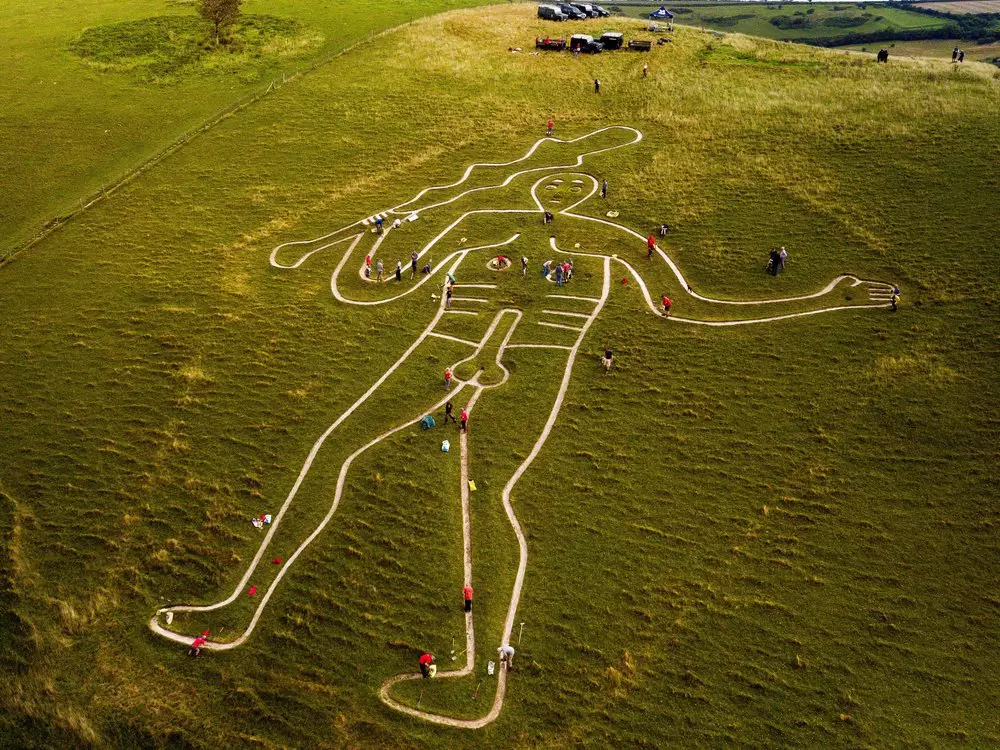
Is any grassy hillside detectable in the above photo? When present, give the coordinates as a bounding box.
[1,5,998,747]
[0,0,502,257]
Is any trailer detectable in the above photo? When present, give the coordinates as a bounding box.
[627,39,652,52]
[569,34,604,53]
[535,36,567,51]
[599,31,624,50]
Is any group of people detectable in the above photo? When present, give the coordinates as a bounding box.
[440,394,469,433]
[766,246,788,276]
[952,46,966,63]
[541,259,574,285]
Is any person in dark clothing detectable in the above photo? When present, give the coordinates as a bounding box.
[410,252,418,279]
[958,49,965,63]
[952,46,959,62]
[395,260,402,282]
[768,248,779,276]
[543,211,554,224]
[601,179,607,199]
[594,78,601,94]
[444,401,458,424]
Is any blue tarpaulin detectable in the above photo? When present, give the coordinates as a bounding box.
[649,6,674,19]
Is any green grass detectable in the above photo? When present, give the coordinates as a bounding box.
[838,36,1000,61]
[69,14,323,81]
[0,0,504,255]
[617,2,950,41]
[1,5,999,747]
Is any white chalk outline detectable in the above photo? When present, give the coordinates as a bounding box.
[152,125,897,730]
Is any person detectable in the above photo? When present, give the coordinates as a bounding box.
[444,400,457,424]
[660,223,670,236]
[890,287,900,311]
[376,259,384,282]
[446,286,453,308]
[661,295,672,317]
[498,644,515,668]
[444,368,452,390]
[375,215,383,235]
[952,46,959,62]
[395,260,402,282]
[594,78,600,94]
[554,263,563,286]
[189,631,209,658]
[547,119,554,137]
[393,217,402,230]
[422,260,432,275]
[542,260,552,279]
[601,178,608,200]
[642,62,648,78]
[647,234,656,259]
[543,210,554,224]
[566,259,573,280]
[410,251,418,279]
[419,652,434,678]
[958,49,965,63]
[521,256,528,277]
[460,408,468,433]
[603,348,613,373]
[463,585,474,612]
[767,248,778,276]
[779,246,787,271]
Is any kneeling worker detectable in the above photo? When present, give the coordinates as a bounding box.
[419,652,435,678]
[498,643,515,669]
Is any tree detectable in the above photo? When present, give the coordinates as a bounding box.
[198,0,242,44]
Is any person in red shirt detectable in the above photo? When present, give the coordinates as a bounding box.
[419,652,434,678]
[546,119,554,137]
[444,368,452,390]
[460,408,468,433]
[189,630,210,658]
[647,234,656,259]
[463,585,474,613]
[661,296,672,317]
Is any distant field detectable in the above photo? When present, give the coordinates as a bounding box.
[615,2,950,41]
[915,1,1000,13]
[839,36,1000,58]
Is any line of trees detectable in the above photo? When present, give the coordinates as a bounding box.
[887,2,1000,43]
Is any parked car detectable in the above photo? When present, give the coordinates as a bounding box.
[600,31,624,50]
[627,39,652,52]
[593,4,612,17]
[538,4,567,21]
[570,3,600,18]
[570,34,604,53]
[557,3,587,20]
[535,36,567,51]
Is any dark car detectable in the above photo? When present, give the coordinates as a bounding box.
[569,34,604,53]
[600,31,624,50]
[570,3,600,18]
[593,4,612,17]
[558,3,587,20]
[538,4,567,21]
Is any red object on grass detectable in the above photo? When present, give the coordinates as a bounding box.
[621,277,629,285]
[272,557,282,564]
[248,585,257,596]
